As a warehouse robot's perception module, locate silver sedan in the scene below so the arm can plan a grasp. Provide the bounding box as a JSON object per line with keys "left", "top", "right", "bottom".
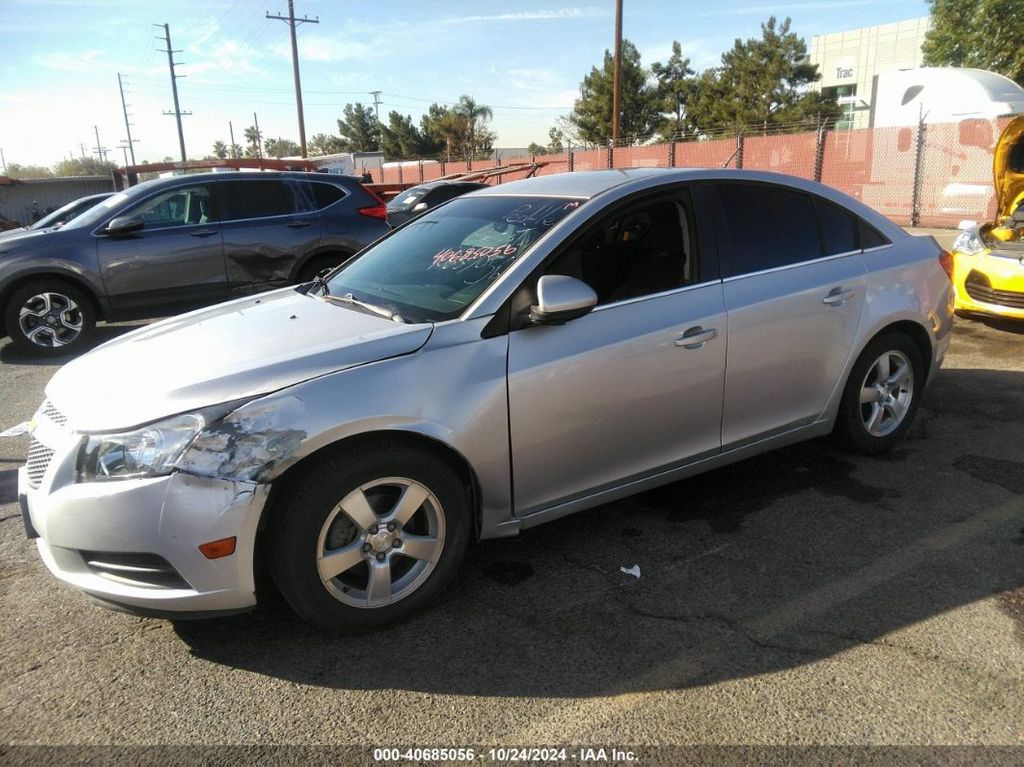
{"left": 19, "top": 169, "right": 954, "bottom": 632}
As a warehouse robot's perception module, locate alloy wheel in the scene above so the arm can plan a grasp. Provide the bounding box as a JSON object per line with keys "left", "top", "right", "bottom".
{"left": 18, "top": 292, "right": 83, "bottom": 348}
{"left": 858, "top": 349, "right": 915, "bottom": 437}
{"left": 315, "top": 477, "right": 446, "bottom": 608}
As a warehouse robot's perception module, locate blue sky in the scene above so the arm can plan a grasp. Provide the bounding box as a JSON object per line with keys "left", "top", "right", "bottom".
{"left": 0, "top": 0, "right": 929, "bottom": 168}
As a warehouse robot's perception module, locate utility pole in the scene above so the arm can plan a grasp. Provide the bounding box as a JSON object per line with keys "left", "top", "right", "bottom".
{"left": 119, "top": 144, "right": 130, "bottom": 167}
{"left": 611, "top": 0, "right": 623, "bottom": 144}
{"left": 252, "top": 112, "right": 263, "bottom": 159}
{"left": 229, "top": 121, "right": 237, "bottom": 158}
{"left": 0, "top": 148, "right": 6, "bottom": 175}
{"left": 267, "top": 1, "right": 318, "bottom": 158}
{"left": 117, "top": 73, "right": 138, "bottom": 166}
{"left": 156, "top": 23, "right": 191, "bottom": 162}
{"left": 369, "top": 90, "right": 383, "bottom": 124}
{"left": 93, "top": 125, "right": 109, "bottom": 162}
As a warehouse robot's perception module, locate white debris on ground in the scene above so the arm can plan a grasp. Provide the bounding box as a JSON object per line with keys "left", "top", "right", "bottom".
{"left": 0, "top": 422, "right": 29, "bottom": 438}
{"left": 619, "top": 564, "right": 641, "bottom": 578}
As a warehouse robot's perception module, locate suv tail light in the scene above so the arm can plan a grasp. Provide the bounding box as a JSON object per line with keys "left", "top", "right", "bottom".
{"left": 357, "top": 185, "right": 389, "bottom": 220}
{"left": 938, "top": 249, "right": 954, "bottom": 281}
{"left": 357, "top": 203, "right": 388, "bottom": 220}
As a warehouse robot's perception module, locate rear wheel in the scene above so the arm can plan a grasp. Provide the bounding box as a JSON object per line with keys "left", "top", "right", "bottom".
{"left": 4, "top": 279, "right": 95, "bottom": 357}
{"left": 268, "top": 445, "right": 471, "bottom": 633}
{"left": 833, "top": 332, "right": 924, "bottom": 454}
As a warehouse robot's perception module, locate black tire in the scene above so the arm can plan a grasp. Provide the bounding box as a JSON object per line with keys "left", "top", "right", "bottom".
{"left": 297, "top": 254, "right": 347, "bottom": 283}
{"left": 833, "top": 331, "right": 925, "bottom": 455}
{"left": 4, "top": 279, "right": 96, "bottom": 357}
{"left": 267, "top": 444, "right": 472, "bottom": 633}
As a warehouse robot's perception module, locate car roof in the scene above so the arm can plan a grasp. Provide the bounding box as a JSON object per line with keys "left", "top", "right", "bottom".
{"left": 470, "top": 168, "right": 671, "bottom": 199}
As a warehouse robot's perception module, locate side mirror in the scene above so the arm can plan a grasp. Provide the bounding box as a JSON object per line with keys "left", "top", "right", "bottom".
{"left": 529, "top": 275, "right": 597, "bottom": 325}
{"left": 412, "top": 202, "right": 428, "bottom": 213}
{"left": 105, "top": 215, "right": 144, "bottom": 235}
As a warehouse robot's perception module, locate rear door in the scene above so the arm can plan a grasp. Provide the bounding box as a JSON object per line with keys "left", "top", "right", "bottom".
{"left": 217, "top": 177, "right": 322, "bottom": 295}
{"left": 713, "top": 182, "right": 868, "bottom": 447}
{"left": 96, "top": 182, "right": 227, "bottom": 315}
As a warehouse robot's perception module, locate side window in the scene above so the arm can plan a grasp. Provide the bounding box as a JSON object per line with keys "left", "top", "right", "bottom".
{"left": 716, "top": 183, "right": 821, "bottom": 277}
{"left": 310, "top": 181, "right": 347, "bottom": 210}
{"left": 129, "top": 185, "right": 214, "bottom": 228}
{"left": 546, "top": 193, "right": 697, "bottom": 305}
{"left": 859, "top": 220, "right": 890, "bottom": 249}
{"left": 222, "top": 180, "right": 294, "bottom": 220}
{"left": 813, "top": 197, "right": 858, "bottom": 255}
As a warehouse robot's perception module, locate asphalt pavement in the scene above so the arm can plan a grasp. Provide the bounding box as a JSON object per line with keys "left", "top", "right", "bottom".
{"left": 0, "top": 264, "right": 1022, "bottom": 757}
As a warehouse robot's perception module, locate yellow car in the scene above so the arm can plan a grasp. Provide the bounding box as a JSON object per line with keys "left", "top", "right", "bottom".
{"left": 951, "top": 115, "right": 1024, "bottom": 319}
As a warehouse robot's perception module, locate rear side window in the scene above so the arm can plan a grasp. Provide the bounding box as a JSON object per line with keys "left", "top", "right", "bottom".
{"left": 221, "top": 180, "right": 294, "bottom": 220}
{"left": 716, "top": 183, "right": 821, "bottom": 277}
{"left": 813, "top": 197, "right": 858, "bottom": 255}
{"left": 859, "top": 220, "right": 890, "bottom": 249}
{"left": 311, "top": 182, "right": 347, "bottom": 210}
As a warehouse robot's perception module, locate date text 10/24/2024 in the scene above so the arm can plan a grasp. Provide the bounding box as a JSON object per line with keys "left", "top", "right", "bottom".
{"left": 373, "top": 747, "right": 638, "bottom": 762}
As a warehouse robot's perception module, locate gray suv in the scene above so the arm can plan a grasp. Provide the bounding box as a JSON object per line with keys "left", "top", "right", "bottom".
{"left": 0, "top": 171, "right": 390, "bottom": 356}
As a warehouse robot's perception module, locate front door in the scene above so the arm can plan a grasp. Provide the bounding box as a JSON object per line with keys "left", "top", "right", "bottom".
{"left": 506, "top": 190, "right": 727, "bottom": 515}
{"left": 97, "top": 182, "right": 227, "bottom": 315}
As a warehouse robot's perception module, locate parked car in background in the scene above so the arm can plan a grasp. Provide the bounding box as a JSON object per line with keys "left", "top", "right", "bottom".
{"left": 19, "top": 169, "right": 953, "bottom": 632}
{"left": 950, "top": 115, "right": 1024, "bottom": 320}
{"left": 0, "top": 193, "right": 113, "bottom": 243}
{"left": 385, "top": 180, "right": 487, "bottom": 226}
{"left": 0, "top": 171, "right": 390, "bottom": 355}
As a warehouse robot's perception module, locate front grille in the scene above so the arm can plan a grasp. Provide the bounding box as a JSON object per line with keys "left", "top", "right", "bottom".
{"left": 80, "top": 551, "right": 191, "bottom": 590}
{"left": 26, "top": 438, "right": 55, "bottom": 488}
{"left": 965, "top": 270, "right": 1024, "bottom": 309}
{"left": 40, "top": 400, "right": 68, "bottom": 428}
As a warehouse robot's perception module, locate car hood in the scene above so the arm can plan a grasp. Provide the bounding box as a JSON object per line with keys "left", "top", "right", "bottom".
{"left": 0, "top": 226, "right": 59, "bottom": 249}
{"left": 0, "top": 226, "right": 29, "bottom": 242}
{"left": 994, "top": 114, "right": 1024, "bottom": 220}
{"left": 45, "top": 288, "right": 433, "bottom": 432}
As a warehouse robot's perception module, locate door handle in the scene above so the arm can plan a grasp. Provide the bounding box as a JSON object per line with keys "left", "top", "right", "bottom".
{"left": 675, "top": 326, "right": 719, "bottom": 349}
{"left": 189, "top": 228, "right": 217, "bottom": 238}
{"left": 822, "top": 287, "right": 855, "bottom": 305}
{"left": 287, "top": 220, "right": 312, "bottom": 229}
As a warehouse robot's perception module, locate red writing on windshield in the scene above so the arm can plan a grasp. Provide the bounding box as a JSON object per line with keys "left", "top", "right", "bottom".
{"left": 431, "top": 244, "right": 518, "bottom": 268}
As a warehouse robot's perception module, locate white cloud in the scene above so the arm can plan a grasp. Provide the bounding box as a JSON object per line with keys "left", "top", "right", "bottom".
{"left": 699, "top": 0, "right": 892, "bottom": 16}
{"left": 36, "top": 50, "right": 110, "bottom": 72}
{"left": 438, "top": 7, "right": 606, "bottom": 24}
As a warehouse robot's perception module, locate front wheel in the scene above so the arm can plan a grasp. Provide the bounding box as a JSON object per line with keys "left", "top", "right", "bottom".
{"left": 267, "top": 445, "right": 471, "bottom": 633}
{"left": 4, "top": 280, "right": 96, "bottom": 357}
{"left": 833, "top": 332, "right": 924, "bottom": 454}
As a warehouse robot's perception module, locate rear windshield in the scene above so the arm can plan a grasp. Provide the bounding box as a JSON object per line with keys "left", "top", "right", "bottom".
{"left": 387, "top": 187, "right": 430, "bottom": 212}
{"left": 326, "top": 195, "right": 581, "bottom": 322}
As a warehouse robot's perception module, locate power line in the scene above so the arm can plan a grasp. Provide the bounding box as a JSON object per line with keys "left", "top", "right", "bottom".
{"left": 266, "top": 1, "right": 318, "bottom": 157}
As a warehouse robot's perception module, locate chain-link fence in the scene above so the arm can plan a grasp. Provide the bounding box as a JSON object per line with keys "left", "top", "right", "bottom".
{"left": 358, "top": 116, "right": 1013, "bottom": 227}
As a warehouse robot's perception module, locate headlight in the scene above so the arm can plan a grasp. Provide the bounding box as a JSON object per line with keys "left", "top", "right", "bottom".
{"left": 951, "top": 228, "right": 986, "bottom": 256}
{"left": 77, "top": 413, "right": 206, "bottom": 482}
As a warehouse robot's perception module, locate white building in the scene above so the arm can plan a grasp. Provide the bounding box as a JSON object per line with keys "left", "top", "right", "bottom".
{"left": 809, "top": 17, "right": 931, "bottom": 129}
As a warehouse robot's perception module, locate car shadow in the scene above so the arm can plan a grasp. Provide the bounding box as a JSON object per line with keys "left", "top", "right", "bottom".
{"left": 173, "top": 366, "right": 1024, "bottom": 697}
{"left": 0, "top": 321, "right": 150, "bottom": 366}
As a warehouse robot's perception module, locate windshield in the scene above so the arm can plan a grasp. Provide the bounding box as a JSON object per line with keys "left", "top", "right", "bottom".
{"left": 326, "top": 195, "right": 581, "bottom": 322}
{"left": 30, "top": 197, "right": 95, "bottom": 230}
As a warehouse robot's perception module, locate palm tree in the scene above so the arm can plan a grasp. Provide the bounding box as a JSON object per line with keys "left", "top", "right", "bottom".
{"left": 243, "top": 125, "right": 263, "bottom": 158}
{"left": 454, "top": 95, "right": 493, "bottom": 158}
{"left": 211, "top": 140, "right": 228, "bottom": 159}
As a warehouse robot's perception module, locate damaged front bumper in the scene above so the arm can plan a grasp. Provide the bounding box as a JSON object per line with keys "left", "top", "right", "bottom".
{"left": 19, "top": 460, "right": 269, "bottom": 618}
